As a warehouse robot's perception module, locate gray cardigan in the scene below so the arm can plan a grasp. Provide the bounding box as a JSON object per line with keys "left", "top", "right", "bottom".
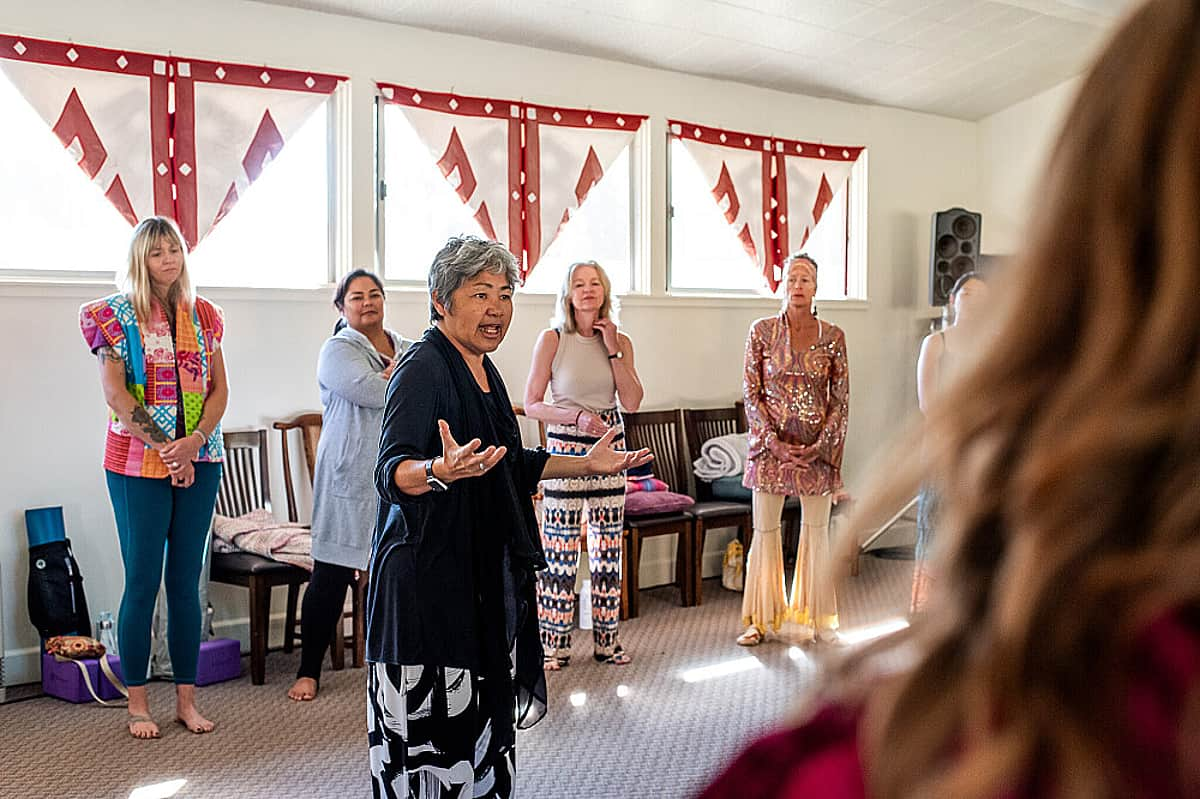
{"left": 310, "top": 326, "right": 413, "bottom": 569}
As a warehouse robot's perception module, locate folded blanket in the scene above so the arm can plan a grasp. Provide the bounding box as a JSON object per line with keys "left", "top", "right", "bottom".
{"left": 211, "top": 508, "right": 313, "bottom": 571}
{"left": 693, "top": 432, "right": 749, "bottom": 481}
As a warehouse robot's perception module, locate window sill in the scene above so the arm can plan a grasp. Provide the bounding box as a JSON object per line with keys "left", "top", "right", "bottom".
{"left": 0, "top": 274, "right": 870, "bottom": 312}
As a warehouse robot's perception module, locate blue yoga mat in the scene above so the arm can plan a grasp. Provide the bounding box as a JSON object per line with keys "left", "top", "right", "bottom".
{"left": 25, "top": 506, "right": 66, "bottom": 548}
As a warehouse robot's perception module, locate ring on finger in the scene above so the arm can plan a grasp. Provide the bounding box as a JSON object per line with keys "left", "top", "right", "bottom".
{"left": 478, "top": 463, "right": 485, "bottom": 471}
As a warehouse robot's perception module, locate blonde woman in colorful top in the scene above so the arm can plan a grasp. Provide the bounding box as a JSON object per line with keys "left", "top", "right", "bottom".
{"left": 524, "top": 260, "right": 644, "bottom": 668}
{"left": 738, "top": 253, "right": 849, "bottom": 647}
{"left": 80, "top": 217, "right": 228, "bottom": 739}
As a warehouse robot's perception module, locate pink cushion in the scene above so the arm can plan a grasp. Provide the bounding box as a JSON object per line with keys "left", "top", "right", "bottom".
{"left": 626, "top": 476, "right": 669, "bottom": 494}
{"left": 624, "top": 490, "right": 695, "bottom": 517}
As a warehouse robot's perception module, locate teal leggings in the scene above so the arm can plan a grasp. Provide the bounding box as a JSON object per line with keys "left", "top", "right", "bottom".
{"left": 105, "top": 463, "right": 222, "bottom": 686}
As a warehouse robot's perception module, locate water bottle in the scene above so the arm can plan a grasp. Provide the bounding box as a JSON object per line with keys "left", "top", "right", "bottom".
{"left": 95, "top": 611, "right": 118, "bottom": 654}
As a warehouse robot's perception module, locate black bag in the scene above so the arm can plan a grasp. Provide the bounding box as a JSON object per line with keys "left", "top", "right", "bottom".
{"left": 27, "top": 538, "right": 91, "bottom": 638}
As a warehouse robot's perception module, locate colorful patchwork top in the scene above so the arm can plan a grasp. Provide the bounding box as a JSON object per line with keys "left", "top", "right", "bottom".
{"left": 80, "top": 292, "right": 225, "bottom": 478}
{"left": 742, "top": 312, "right": 849, "bottom": 497}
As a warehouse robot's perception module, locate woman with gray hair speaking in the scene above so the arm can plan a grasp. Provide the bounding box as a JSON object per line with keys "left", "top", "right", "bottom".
{"left": 365, "top": 236, "right": 651, "bottom": 799}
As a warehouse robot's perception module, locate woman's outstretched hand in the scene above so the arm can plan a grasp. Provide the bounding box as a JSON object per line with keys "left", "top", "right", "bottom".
{"left": 585, "top": 427, "right": 653, "bottom": 475}
{"left": 435, "top": 419, "right": 507, "bottom": 483}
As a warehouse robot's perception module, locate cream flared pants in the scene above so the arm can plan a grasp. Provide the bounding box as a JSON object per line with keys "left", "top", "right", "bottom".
{"left": 741, "top": 491, "right": 838, "bottom": 638}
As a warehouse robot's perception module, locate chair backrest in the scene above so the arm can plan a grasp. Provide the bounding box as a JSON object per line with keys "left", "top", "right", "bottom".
{"left": 622, "top": 409, "right": 690, "bottom": 495}
{"left": 683, "top": 406, "right": 746, "bottom": 501}
{"left": 734, "top": 400, "right": 747, "bottom": 431}
{"left": 511, "top": 404, "right": 547, "bottom": 447}
{"left": 217, "top": 430, "right": 271, "bottom": 518}
{"left": 273, "top": 413, "right": 323, "bottom": 523}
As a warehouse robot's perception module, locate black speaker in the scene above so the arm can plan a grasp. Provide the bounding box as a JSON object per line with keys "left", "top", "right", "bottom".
{"left": 929, "top": 207, "right": 981, "bottom": 306}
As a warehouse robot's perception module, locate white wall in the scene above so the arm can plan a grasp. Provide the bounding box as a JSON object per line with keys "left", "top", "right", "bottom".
{"left": 0, "top": 0, "right": 980, "bottom": 685}
{"left": 977, "top": 77, "right": 1082, "bottom": 255}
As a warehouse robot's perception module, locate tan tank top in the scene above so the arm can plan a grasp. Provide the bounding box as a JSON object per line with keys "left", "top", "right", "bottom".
{"left": 549, "top": 329, "right": 617, "bottom": 413}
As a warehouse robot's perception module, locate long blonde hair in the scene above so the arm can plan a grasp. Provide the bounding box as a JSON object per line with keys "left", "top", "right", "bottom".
{"left": 125, "top": 216, "right": 193, "bottom": 323}
{"left": 841, "top": 2, "right": 1200, "bottom": 796}
{"left": 551, "top": 260, "right": 619, "bottom": 334}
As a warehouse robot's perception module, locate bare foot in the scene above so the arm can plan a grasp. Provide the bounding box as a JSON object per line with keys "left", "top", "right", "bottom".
{"left": 287, "top": 677, "right": 318, "bottom": 701}
{"left": 175, "top": 684, "right": 215, "bottom": 734}
{"left": 128, "top": 714, "right": 160, "bottom": 739}
{"left": 127, "top": 686, "right": 160, "bottom": 739}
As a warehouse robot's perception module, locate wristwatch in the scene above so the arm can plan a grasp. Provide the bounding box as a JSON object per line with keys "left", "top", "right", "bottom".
{"left": 607, "top": 350, "right": 623, "bottom": 360}
{"left": 424, "top": 458, "right": 449, "bottom": 492}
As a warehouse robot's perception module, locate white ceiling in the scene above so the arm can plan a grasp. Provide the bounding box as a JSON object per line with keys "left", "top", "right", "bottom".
{"left": 254, "top": 0, "right": 1136, "bottom": 120}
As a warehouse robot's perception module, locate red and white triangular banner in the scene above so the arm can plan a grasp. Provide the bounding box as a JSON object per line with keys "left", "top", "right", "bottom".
{"left": 669, "top": 119, "right": 862, "bottom": 291}
{"left": 382, "top": 84, "right": 524, "bottom": 259}
{"left": 0, "top": 34, "right": 171, "bottom": 226}
{"left": 0, "top": 34, "right": 345, "bottom": 247}
{"left": 173, "top": 58, "right": 340, "bottom": 248}
{"left": 672, "top": 123, "right": 774, "bottom": 279}
{"left": 380, "top": 82, "right": 645, "bottom": 281}
{"left": 522, "top": 104, "right": 640, "bottom": 274}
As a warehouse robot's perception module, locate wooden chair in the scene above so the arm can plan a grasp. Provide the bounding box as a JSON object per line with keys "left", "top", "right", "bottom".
{"left": 273, "top": 413, "right": 321, "bottom": 523}
{"left": 272, "top": 414, "right": 367, "bottom": 672}
{"left": 682, "top": 407, "right": 753, "bottom": 604}
{"left": 621, "top": 410, "right": 697, "bottom": 618}
{"left": 210, "top": 430, "right": 310, "bottom": 685}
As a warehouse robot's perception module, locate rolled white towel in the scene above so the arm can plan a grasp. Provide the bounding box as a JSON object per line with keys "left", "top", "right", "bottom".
{"left": 693, "top": 432, "right": 749, "bottom": 481}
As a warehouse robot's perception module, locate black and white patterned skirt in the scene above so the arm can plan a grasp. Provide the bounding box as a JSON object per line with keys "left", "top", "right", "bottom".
{"left": 367, "top": 662, "right": 515, "bottom": 799}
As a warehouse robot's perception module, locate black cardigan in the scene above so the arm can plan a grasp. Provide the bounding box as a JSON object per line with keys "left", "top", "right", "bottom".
{"left": 366, "top": 326, "right": 549, "bottom": 742}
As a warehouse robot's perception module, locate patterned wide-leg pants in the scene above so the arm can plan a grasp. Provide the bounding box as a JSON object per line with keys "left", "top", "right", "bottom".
{"left": 537, "top": 409, "right": 626, "bottom": 658}
{"left": 367, "top": 662, "right": 515, "bottom": 799}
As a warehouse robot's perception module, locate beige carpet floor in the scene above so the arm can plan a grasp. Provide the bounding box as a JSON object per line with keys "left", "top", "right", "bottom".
{"left": 0, "top": 555, "right": 910, "bottom": 799}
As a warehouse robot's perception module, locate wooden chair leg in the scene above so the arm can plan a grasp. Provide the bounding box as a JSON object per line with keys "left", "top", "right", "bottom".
{"left": 352, "top": 576, "right": 366, "bottom": 669}
{"left": 691, "top": 523, "right": 700, "bottom": 604}
{"left": 622, "top": 529, "right": 641, "bottom": 620}
{"left": 283, "top": 583, "right": 300, "bottom": 653}
{"left": 329, "top": 611, "right": 345, "bottom": 671}
{"left": 248, "top": 576, "right": 269, "bottom": 686}
{"left": 681, "top": 525, "right": 697, "bottom": 607}
{"left": 693, "top": 521, "right": 707, "bottom": 606}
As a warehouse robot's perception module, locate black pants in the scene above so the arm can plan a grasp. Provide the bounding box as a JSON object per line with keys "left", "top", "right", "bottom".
{"left": 297, "top": 559, "right": 358, "bottom": 681}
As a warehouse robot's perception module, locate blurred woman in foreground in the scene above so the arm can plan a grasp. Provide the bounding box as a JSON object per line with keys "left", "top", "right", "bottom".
{"left": 700, "top": 1, "right": 1200, "bottom": 796}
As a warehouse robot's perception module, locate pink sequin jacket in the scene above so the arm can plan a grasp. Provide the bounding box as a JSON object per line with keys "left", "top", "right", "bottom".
{"left": 742, "top": 312, "right": 849, "bottom": 497}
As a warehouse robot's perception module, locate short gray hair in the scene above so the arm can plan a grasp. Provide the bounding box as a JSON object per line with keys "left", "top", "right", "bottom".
{"left": 428, "top": 235, "right": 520, "bottom": 322}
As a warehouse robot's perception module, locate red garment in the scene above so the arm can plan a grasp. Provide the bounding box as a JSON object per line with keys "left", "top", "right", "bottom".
{"left": 698, "top": 614, "right": 1199, "bottom": 799}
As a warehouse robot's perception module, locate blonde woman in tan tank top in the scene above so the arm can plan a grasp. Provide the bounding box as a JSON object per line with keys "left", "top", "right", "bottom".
{"left": 524, "top": 261, "right": 644, "bottom": 668}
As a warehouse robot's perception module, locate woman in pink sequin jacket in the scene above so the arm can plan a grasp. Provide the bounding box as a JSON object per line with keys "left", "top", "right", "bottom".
{"left": 737, "top": 253, "right": 849, "bottom": 647}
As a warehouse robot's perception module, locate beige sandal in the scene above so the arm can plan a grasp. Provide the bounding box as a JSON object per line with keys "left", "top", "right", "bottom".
{"left": 736, "top": 626, "right": 764, "bottom": 647}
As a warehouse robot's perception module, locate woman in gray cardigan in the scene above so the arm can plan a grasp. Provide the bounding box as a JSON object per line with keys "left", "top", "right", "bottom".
{"left": 287, "top": 270, "right": 413, "bottom": 701}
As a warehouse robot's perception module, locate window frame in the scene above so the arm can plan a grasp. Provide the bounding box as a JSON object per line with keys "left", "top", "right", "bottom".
{"left": 665, "top": 135, "right": 868, "bottom": 301}
{"left": 374, "top": 96, "right": 648, "bottom": 295}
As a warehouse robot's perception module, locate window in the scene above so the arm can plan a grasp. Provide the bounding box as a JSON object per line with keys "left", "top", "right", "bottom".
{"left": 378, "top": 102, "right": 635, "bottom": 294}
{"left": 189, "top": 101, "right": 331, "bottom": 289}
{"left": 668, "top": 137, "right": 865, "bottom": 300}
{"left": 0, "top": 68, "right": 131, "bottom": 276}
